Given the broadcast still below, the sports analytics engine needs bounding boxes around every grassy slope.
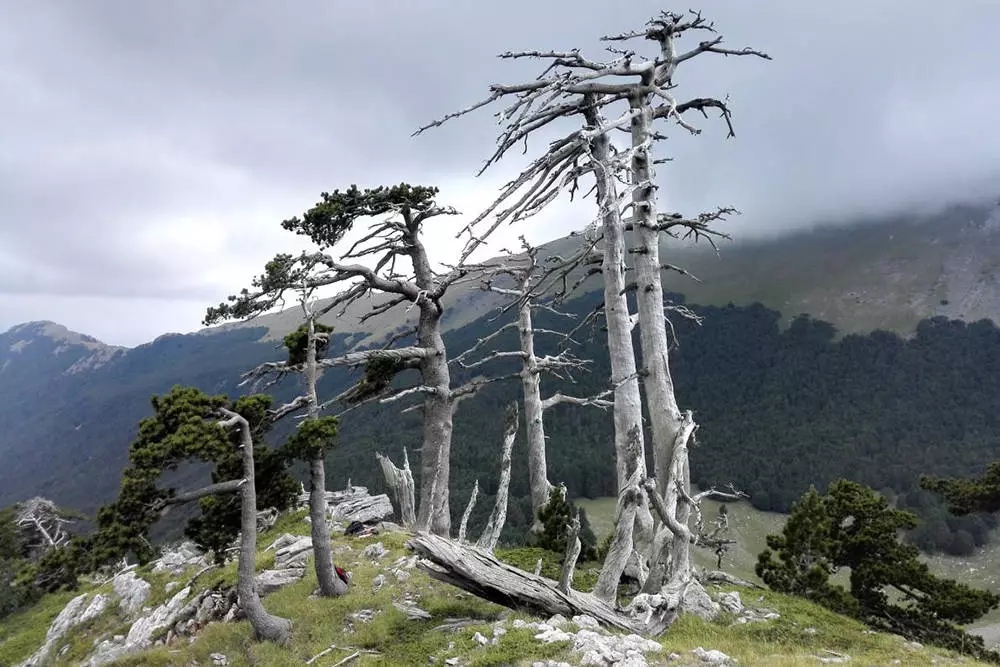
[0,509,988,666]
[579,495,1000,642]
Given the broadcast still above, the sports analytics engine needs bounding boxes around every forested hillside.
[3,288,1000,556]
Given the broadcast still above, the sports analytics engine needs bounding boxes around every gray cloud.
[2,0,999,345]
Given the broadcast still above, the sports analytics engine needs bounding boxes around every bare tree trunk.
[586,100,654,579]
[376,449,416,528]
[519,302,553,528]
[559,509,582,594]
[305,317,346,597]
[227,410,292,644]
[477,402,518,552]
[594,430,643,602]
[415,301,453,536]
[458,479,478,543]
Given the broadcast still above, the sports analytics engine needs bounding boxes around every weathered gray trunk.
[409,227,453,537]
[233,413,292,644]
[376,449,416,528]
[457,479,479,543]
[586,101,654,577]
[305,318,346,597]
[559,509,582,594]
[519,301,552,528]
[628,95,684,502]
[477,402,518,552]
[415,301,453,536]
[408,533,676,636]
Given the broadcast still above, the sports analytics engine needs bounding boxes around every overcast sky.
[2,1,999,346]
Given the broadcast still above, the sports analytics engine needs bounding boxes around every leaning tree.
[412,8,766,625]
[92,387,296,644]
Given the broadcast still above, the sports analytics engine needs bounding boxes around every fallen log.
[407,533,678,636]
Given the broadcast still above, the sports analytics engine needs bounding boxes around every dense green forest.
[319,290,1000,556]
[3,290,999,557]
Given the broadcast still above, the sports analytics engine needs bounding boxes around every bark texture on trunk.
[585,101,654,580]
[477,401,518,552]
[409,223,453,537]
[305,318,344,598]
[376,450,416,528]
[230,411,292,644]
[457,479,478,543]
[408,534,676,635]
[628,95,684,502]
[559,509,582,594]
[519,302,553,526]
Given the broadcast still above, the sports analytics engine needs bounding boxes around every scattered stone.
[152,542,207,576]
[472,631,489,646]
[266,533,300,552]
[164,582,179,594]
[535,628,573,643]
[113,571,152,618]
[433,618,481,633]
[351,609,380,623]
[363,542,388,560]
[210,653,229,666]
[716,591,743,614]
[392,555,420,570]
[905,641,923,650]
[392,568,411,582]
[548,614,569,627]
[331,493,394,524]
[805,627,818,635]
[572,615,603,631]
[691,646,734,664]
[372,574,386,593]
[85,586,194,666]
[255,567,306,596]
[274,536,313,568]
[445,659,461,666]
[394,601,432,620]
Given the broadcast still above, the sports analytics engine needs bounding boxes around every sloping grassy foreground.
[0,509,989,666]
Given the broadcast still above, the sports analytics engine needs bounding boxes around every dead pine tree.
[412,8,767,627]
[206,271,348,598]
[454,237,614,531]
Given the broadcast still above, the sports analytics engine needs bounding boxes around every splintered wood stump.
[407,533,675,635]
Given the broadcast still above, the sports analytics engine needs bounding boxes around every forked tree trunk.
[585,101,654,577]
[305,318,347,597]
[477,402,518,552]
[230,411,292,644]
[519,301,554,529]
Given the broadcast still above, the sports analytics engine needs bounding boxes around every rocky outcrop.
[113,569,151,618]
[18,593,109,667]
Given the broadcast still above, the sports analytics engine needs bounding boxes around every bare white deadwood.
[457,479,479,543]
[376,449,416,528]
[456,237,615,528]
[559,509,582,594]
[416,8,768,617]
[476,402,518,552]
[408,533,677,636]
[14,497,76,556]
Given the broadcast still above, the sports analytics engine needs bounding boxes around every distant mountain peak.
[6,320,121,353]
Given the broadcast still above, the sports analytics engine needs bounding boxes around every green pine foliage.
[921,461,1000,516]
[26,386,299,590]
[535,487,598,561]
[757,480,1000,662]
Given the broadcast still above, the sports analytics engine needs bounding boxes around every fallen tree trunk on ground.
[407,533,678,636]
